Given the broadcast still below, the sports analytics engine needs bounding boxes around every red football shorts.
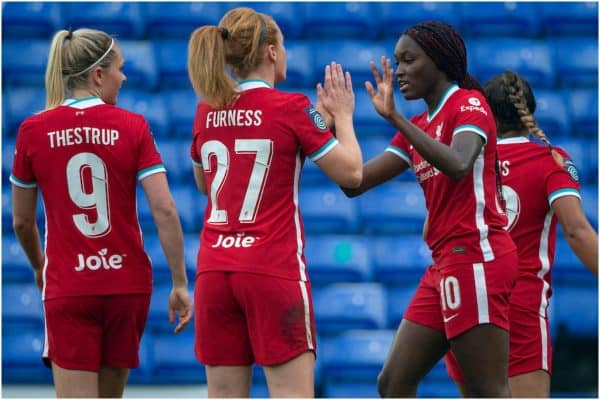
[404,251,518,340]
[194,271,317,366]
[446,271,552,382]
[43,294,150,372]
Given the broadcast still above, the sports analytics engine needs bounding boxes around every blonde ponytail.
[45,30,71,110]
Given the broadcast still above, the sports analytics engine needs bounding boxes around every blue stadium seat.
[118,41,159,90]
[2,40,49,87]
[304,235,372,286]
[2,188,12,233]
[541,2,598,36]
[145,2,224,38]
[3,87,46,137]
[170,185,205,234]
[162,90,200,138]
[2,283,44,330]
[553,283,598,336]
[155,139,193,184]
[566,89,598,138]
[236,2,304,40]
[553,38,598,88]
[62,2,146,39]
[278,41,314,88]
[2,331,52,383]
[301,159,330,186]
[299,184,360,234]
[469,39,555,89]
[353,90,397,138]
[153,40,191,90]
[579,185,598,228]
[183,234,200,277]
[152,331,206,383]
[127,333,153,384]
[379,3,460,39]
[532,89,570,139]
[144,235,170,283]
[2,236,36,282]
[2,2,64,38]
[117,89,169,137]
[320,329,394,380]
[386,284,420,328]
[313,283,387,335]
[2,140,15,185]
[458,2,541,37]
[371,236,432,284]
[553,236,590,283]
[302,2,380,39]
[322,382,379,398]
[358,182,427,234]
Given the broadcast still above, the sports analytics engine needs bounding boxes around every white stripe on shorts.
[298,281,314,350]
[473,263,490,324]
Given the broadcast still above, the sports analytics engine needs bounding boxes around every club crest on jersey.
[551,150,579,182]
[305,106,327,131]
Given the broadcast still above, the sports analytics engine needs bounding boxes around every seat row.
[3,37,597,91]
[3,86,598,141]
[3,1,597,41]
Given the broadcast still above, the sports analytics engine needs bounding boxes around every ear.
[266,44,277,63]
[90,66,104,87]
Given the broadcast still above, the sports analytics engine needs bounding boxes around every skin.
[12,43,192,398]
[345,34,511,397]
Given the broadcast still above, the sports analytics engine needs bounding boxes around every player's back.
[12,98,160,299]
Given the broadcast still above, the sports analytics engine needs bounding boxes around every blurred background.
[1,1,597,397]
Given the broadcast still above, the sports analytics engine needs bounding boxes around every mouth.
[398,80,409,92]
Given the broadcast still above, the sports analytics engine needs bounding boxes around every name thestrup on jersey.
[47,127,120,148]
[206,109,263,128]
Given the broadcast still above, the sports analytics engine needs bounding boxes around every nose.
[395,65,404,78]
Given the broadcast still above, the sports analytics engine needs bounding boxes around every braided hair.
[404,21,484,95]
[485,70,553,148]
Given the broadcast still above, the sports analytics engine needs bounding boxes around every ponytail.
[45,30,71,110]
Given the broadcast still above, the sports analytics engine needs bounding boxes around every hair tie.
[65,29,73,40]
[258,16,267,45]
[220,28,229,40]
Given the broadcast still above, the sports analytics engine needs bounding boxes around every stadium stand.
[62,2,146,39]
[541,1,598,36]
[553,37,598,88]
[2,2,63,39]
[379,2,460,38]
[566,88,598,138]
[302,2,379,39]
[458,2,542,37]
[2,40,49,87]
[299,184,360,234]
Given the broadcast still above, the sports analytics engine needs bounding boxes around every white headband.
[67,38,115,78]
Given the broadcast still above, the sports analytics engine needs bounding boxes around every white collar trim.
[62,97,105,109]
[497,136,530,145]
[237,80,272,92]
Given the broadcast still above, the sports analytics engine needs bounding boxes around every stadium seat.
[154,139,192,184]
[2,188,12,233]
[277,41,314,88]
[322,382,379,398]
[379,2,460,39]
[2,331,53,383]
[117,89,169,137]
[553,236,590,283]
[566,89,598,138]
[386,284,420,328]
[236,2,304,40]
[299,184,360,234]
[313,283,387,335]
[144,235,170,283]
[458,2,541,37]
[2,236,37,282]
[532,89,570,139]
[469,39,555,89]
[320,329,394,380]
[553,283,598,336]
[304,235,372,286]
[153,40,191,90]
[2,283,44,330]
[302,2,380,39]
[145,2,224,38]
[2,40,49,87]
[62,2,146,39]
[579,185,598,228]
[162,90,200,138]
[127,333,153,384]
[118,41,159,90]
[2,2,64,39]
[358,182,427,234]
[541,2,598,36]
[170,185,205,234]
[3,87,46,137]
[152,331,206,383]
[353,90,398,138]
[371,235,432,284]
[301,159,330,186]
[553,38,598,88]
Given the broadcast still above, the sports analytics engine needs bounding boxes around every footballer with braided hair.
[445,70,598,397]
[341,21,518,396]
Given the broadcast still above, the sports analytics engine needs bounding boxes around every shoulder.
[451,88,491,114]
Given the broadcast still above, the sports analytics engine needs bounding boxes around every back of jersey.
[11,97,165,300]
[190,81,337,281]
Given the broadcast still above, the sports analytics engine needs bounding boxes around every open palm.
[365,56,397,119]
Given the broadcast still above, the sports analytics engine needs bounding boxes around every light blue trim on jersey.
[385,145,412,167]
[191,158,202,167]
[237,80,272,91]
[137,164,166,181]
[10,174,37,188]
[63,97,105,109]
[453,124,488,144]
[427,83,459,122]
[308,138,338,162]
[548,188,581,206]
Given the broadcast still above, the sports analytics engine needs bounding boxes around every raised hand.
[365,56,397,119]
[317,61,354,119]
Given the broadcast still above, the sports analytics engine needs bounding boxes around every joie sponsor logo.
[212,233,258,248]
[75,248,124,271]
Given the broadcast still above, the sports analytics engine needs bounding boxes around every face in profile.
[99,45,126,105]
[273,29,287,84]
[393,34,441,100]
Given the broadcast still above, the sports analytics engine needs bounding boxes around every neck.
[70,88,100,99]
[424,80,454,114]
[498,129,528,139]
[244,64,276,87]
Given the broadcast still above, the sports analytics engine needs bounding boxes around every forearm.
[14,223,44,271]
[565,226,598,275]
[153,210,188,287]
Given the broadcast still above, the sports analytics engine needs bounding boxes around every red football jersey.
[11,97,164,300]
[497,137,581,277]
[190,80,338,281]
[386,85,515,266]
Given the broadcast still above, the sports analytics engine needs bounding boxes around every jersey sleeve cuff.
[137,164,167,181]
[385,145,412,167]
[191,158,202,167]
[453,124,488,144]
[308,138,338,162]
[10,174,37,188]
[548,188,581,206]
